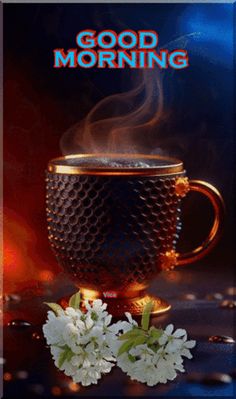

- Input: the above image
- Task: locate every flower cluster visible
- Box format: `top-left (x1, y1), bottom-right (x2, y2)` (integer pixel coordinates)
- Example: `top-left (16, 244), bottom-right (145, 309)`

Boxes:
top-left (43, 293), bottom-right (196, 387)
top-left (43, 293), bottom-right (119, 386)
top-left (111, 316), bottom-right (196, 386)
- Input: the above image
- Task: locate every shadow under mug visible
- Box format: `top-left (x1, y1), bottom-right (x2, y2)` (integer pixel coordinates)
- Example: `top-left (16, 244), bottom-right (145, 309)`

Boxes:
top-left (46, 154), bottom-right (224, 316)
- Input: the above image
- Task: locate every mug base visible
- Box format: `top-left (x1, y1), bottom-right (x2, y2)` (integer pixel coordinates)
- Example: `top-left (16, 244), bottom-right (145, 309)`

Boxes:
top-left (94, 293), bottom-right (171, 317)
top-left (60, 290), bottom-right (171, 317)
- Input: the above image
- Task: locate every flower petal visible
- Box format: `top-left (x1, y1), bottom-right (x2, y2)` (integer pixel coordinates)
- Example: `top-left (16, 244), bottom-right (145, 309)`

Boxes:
top-left (125, 312), bottom-right (133, 324)
top-left (173, 328), bottom-right (187, 338)
top-left (184, 340), bottom-right (196, 349)
top-left (165, 324), bottom-right (174, 335)
top-left (158, 334), bottom-right (168, 345)
top-left (181, 348), bottom-right (193, 359)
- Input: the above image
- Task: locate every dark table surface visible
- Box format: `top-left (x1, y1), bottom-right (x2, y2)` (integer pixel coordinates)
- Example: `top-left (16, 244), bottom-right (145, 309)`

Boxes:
top-left (2, 262), bottom-right (236, 398)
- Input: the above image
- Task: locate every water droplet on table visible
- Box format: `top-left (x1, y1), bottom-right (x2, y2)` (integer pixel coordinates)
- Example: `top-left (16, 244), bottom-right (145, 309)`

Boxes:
top-left (187, 372), bottom-right (203, 383)
top-left (3, 372), bottom-right (12, 381)
top-left (16, 370), bottom-right (28, 379)
top-left (208, 335), bottom-right (235, 344)
top-left (206, 293), bottom-right (223, 300)
top-left (32, 331), bottom-right (44, 341)
top-left (68, 382), bottom-right (80, 392)
top-left (3, 293), bottom-right (21, 303)
top-left (220, 300), bottom-right (236, 309)
top-left (51, 386), bottom-right (62, 396)
top-left (202, 373), bottom-right (232, 385)
top-left (180, 293), bottom-right (196, 301)
top-left (28, 384), bottom-right (44, 395)
top-left (226, 287), bottom-right (236, 296)
top-left (8, 319), bottom-right (32, 329)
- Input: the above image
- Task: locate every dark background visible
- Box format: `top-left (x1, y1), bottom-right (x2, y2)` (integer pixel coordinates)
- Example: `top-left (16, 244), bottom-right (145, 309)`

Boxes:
top-left (3, 3), bottom-right (235, 399)
top-left (3, 3), bottom-right (235, 293)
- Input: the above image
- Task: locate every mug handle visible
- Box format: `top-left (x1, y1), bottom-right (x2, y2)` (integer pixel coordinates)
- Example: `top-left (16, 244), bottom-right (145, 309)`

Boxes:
top-left (176, 179), bottom-right (225, 266)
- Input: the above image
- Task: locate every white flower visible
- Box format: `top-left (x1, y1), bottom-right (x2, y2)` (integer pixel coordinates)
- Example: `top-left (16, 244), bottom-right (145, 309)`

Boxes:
top-left (155, 357), bottom-right (177, 383)
top-left (42, 311), bottom-right (71, 346)
top-left (43, 296), bottom-right (196, 388)
top-left (65, 306), bottom-right (83, 319)
top-left (130, 344), bottom-right (154, 360)
top-left (105, 312), bottom-right (138, 357)
top-left (43, 298), bottom-right (118, 386)
top-left (112, 321), bottom-right (196, 386)
top-left (131, 358), bottom-right (160, 386)
top-left (123, 312), bottom-right (138, 331)
top-left (159, 324), bottom-right (186, 345)
top-left (158, 323), bottom-right (175, 345)
top-left (179, 337), bottom-right (196, 359)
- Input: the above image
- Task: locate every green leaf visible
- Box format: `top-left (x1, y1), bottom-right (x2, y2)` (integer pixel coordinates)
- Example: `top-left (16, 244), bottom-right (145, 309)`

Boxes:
top-left (148, 343), bottom-right (160, 353)
top-left (141, 301), bottom-right (153, 331)
top-left (91, 311), bottom-right (98, 321)
top-left (44, 302), bottom-right (63, 315)
top-left (147, 327), bottom-right (163, 345)
top-left (55, 345), bottom-right (68, 350)
top-left (150, 327), bottom-right (163, 340)
top-left (58, 350), bottom-right (68, 368)
top-left (128, 354), bottom-right (136, 363)
top-left (132, 335), bottom-right (147, 347)
top-left (147, 335), bottom-right (162, 345)
top-left (68, 291), bottom-right (81, 309)
top-left (58, 347), bottom-right (74, 368)
top-left (66, 350), bottom-right (74, 363)
top-left (118, 328), bottom-right (145, 341)
top-left (118, 339), bottom-right (134, 357)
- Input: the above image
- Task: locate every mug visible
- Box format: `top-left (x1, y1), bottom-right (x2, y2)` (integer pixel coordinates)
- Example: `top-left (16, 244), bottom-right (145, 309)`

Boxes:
top-left (46, 154), bottom-right (224, 315)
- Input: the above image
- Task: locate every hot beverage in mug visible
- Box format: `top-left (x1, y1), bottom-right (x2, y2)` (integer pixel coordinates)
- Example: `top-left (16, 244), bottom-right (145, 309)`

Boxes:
top-left (46, 154), bottom-right (224, 315)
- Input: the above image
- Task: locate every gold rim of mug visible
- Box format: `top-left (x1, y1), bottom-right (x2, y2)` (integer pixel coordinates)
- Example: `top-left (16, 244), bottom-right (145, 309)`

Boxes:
top-left (47, 153), bottom-right (184, 176)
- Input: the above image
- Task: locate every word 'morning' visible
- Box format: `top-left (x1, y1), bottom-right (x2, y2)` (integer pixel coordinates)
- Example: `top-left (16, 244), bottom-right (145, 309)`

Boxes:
top-left (54, 49), bottom-right (188, 69)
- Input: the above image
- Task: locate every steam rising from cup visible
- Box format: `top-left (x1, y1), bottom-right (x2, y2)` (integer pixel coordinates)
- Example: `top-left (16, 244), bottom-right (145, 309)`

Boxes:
top-left (60, 32), bottom-right (202, 156)
top-left (60, 70), bottom-right (164, 155)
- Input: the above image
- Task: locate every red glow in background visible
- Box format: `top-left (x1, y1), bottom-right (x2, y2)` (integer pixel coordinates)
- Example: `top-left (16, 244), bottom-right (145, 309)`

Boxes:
top-left (4, 65), bottom-right (65, 293)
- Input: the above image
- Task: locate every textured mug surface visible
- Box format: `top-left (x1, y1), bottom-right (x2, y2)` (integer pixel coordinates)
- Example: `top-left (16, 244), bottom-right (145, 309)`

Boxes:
top-left (46, 154), bottom-right (185, 296)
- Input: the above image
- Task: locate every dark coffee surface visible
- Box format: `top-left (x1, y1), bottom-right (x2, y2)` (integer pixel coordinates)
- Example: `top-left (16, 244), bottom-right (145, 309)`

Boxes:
top-left (53, 156), bottom-right (179, 168)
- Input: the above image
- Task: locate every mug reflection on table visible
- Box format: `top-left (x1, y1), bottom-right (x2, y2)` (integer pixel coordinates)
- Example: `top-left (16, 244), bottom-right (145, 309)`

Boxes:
top-left (46, 154), bottom-right (224, 316)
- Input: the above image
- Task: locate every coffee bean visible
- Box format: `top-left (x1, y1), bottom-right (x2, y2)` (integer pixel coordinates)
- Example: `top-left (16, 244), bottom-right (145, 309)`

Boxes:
top-left (202, 373), bottom-right (232, 385)
top-left (220, 300), bottom-right (236, 309)
top-left (208, 335), bottom-right (235, 344)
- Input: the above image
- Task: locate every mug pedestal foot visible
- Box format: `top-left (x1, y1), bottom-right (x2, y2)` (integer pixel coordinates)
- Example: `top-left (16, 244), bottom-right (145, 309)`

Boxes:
top-left (60, 290), bottom-right (171, 317)
top-left (97, 293), bottom-right (171, 317)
